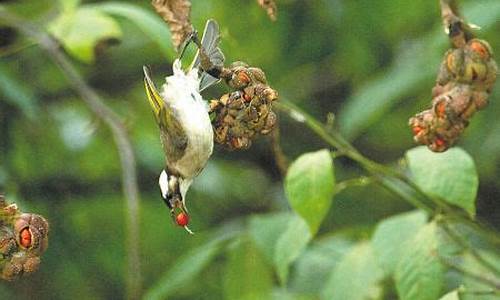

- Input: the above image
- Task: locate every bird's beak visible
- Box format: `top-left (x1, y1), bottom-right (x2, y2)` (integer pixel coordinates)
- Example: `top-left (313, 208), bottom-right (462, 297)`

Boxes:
top-left (168, 197), bottom-right (194, 235)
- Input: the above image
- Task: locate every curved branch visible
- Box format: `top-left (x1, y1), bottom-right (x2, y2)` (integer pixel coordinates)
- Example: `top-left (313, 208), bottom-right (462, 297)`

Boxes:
top-left (0, 9), bottom-right (142, 299)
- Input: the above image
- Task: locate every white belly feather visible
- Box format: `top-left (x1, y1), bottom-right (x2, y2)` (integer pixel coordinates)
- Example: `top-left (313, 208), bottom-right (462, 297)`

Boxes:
top-left (160, 60), bottom-right (214, 179)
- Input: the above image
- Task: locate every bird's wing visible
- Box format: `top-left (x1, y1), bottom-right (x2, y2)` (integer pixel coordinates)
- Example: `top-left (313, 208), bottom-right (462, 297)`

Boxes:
top-left (143, 66), bottom-right (188, 163)
top-left (191, 19), bottom-right (225, 92)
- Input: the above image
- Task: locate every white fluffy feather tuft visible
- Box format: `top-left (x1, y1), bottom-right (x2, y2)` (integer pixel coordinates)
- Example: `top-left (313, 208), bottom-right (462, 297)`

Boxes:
top-left (159, 170), bottom-right (169, 199)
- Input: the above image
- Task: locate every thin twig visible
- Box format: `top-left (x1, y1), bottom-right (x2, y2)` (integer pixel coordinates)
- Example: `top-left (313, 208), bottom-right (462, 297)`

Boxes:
top-left (0, 10), bottom-right (142, 299)
top-left (274, 100), bottom-right (500, 246)
top-left (269, 119), bottom-right (288, 177)
top-left (440, 221), bottom-right (500, 276)
top-left (335, 176), bottom-right (372, 195)
top-left (439, 255), bottom-right (500, 290)
top-left (439, 0), bottom-right (474, 47)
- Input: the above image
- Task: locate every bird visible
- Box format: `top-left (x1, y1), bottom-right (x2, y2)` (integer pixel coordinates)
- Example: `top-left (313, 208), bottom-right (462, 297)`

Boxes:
top-left (143, 20), bottom-right (224, 234)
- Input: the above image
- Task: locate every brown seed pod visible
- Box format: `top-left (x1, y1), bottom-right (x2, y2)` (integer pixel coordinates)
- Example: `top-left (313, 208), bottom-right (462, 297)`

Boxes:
top-left (14, 213), bottom-right (49, 254)
top-left (211, 62), bottom-right (278, 150)
top-left (0, 196), bottom-right (49, 281)
top-left (1, 252), bottom-right (41, 281)
top-left (151, 0), bottom-right (192, 51)
top-left (211, 87), bottom-right (278, 150)
top-left (410, 35), bottom-right (497, 152)
top-left (0, 227), bottom-right (16, 257)
top-left (442, 39), bottom-right (497, 87)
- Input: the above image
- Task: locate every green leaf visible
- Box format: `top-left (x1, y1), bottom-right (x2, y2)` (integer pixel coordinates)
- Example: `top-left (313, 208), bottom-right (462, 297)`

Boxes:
top-left (144, 237), bottom-right (229, 300)
top-left (249, 212), bottom-right (291, 263)
top-left (58, 0), bottom-right (80, 12)
top-left (285, 149), bottom-right (335, 234)
top-left (459, 251), bottom-right (500, 300)
top-left (47, 7), bottom-right (122, 63)
top-left (321, 242), bottom-right (383, 300)
top-left (439, 290), bottom-right (460, 300)
top-left (223, 236), bottom-right (273, 300)
top-left (406, 146), bottom-right (478, 217)
top-left (395, 222), bottom-right (444, 300)
top-left (291, 235), bottom-right (354, 294)
top-left (274, 214), bottom-right (312, 285)
top-left (90, 2), bottom-right (174, 58)
top-left (372, 210), bottom-right (428, 276)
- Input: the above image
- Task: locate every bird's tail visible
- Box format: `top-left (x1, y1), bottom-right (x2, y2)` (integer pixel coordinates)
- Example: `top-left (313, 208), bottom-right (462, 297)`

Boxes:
top-left (143, 65), bottom-right (164, 123)
top-left (190, 19), bottom-right (225, 92)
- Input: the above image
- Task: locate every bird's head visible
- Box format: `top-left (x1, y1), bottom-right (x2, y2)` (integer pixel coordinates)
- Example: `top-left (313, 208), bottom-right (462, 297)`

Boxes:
top-left (158, 170), bottom-right (194, 234)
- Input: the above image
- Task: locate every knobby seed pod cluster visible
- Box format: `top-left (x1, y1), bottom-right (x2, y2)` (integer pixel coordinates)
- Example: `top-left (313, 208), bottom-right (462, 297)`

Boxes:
top-left (0, 195), bottom-right (49, 281)
top-left (409, 24), bottom-right (497, 152)
top-left (209, 62), bottom-right (279, 150)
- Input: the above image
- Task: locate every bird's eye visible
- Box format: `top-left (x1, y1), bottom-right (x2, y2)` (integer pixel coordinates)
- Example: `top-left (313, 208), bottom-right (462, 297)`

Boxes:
top-left (19, 227), bottom-right (32, 248)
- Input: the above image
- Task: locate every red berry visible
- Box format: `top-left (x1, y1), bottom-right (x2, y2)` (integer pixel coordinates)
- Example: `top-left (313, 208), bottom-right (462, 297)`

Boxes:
top-left (470, 41), bottom-right (489, 59)
top-left (435, 102), bottom-right (446, 117)
top-left (412, 126), bottom-right (423, 135)
top-left (243, 93), bottom-right (251, 102)
top-left (435, 138), bottom-right (445, 147)
top-left (237, 71), bottom-right (250, 84)
top-left (20, 227), bottom-right (32, 248)
top-left (176, 212), bottom-right (189, 227)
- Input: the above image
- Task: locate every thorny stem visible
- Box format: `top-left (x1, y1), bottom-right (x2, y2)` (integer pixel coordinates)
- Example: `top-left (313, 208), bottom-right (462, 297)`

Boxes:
top-left (0, 10), bottom-right (142, 299)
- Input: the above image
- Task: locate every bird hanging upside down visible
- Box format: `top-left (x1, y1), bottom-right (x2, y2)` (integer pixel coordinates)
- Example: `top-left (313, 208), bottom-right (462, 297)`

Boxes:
top-left (143, 20), bottom-right (224, 234)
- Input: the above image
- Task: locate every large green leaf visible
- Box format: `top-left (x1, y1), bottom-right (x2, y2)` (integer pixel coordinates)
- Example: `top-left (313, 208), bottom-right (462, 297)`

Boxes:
top-left (406, 146), bottom-right (478, 217)
top-left (439, 290), bottom-right (460, 300)
top-left (285, 149), bottom-right (335, 235)
top-left (274, 214), bottom-right (312, 285)
top-left (321, 242), bottom-right (383, 300)
top-left (249, 212), bottom-right (291, 263)
top-left (90, 2), bottom-right (174, 58)
top-left (144, 235), bottom-right (232, 300)
top-left (291, 235), bottom-right (353, 294)
top-left (47, 7), bottom-right (122, 63)
top-left (223, 236), bottom-right (273, 300)
top-left (395, 222), bottom-right (444, 300)
top-left (372, 210), bottom-right (428, 276)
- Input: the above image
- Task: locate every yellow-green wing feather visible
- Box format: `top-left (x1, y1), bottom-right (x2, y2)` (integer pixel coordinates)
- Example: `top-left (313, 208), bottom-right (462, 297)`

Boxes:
top-left (143, 66), bottom-right (188, 163)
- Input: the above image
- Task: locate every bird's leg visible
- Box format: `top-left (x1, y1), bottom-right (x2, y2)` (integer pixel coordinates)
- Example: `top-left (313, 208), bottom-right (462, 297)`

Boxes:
top-left (178, 27), bottom-right (197, 61)
top-left (190, 29), bottom-right (222, 79)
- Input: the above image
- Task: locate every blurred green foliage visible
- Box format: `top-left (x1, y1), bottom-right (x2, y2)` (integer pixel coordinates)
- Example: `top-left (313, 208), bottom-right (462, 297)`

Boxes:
top-left (0, 0), bottom-right (499, 299)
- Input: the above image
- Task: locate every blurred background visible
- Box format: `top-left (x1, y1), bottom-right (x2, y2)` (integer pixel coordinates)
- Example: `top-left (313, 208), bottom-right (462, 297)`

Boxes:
top-left (0, 0), bottom-right (499, 299)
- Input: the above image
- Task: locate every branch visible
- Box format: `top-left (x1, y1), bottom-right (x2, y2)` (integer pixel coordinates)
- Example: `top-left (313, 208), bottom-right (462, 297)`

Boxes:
top-left (439, 255), bottom-right (500, 290)
top-left (439, 0), bottom-right (474, 47)
top-left (269, 120), bottom-right (289, 177)
top-left (274, 100), bottom-right (500, 246)
top-left (440, 221), bottom-right (500, 277)
top-left (0, 9), bottom-right (142, 299)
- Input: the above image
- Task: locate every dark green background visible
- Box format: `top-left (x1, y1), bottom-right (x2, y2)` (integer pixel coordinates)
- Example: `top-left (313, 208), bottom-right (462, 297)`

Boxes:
top-left (0, 0), bottom-right (498, 299)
